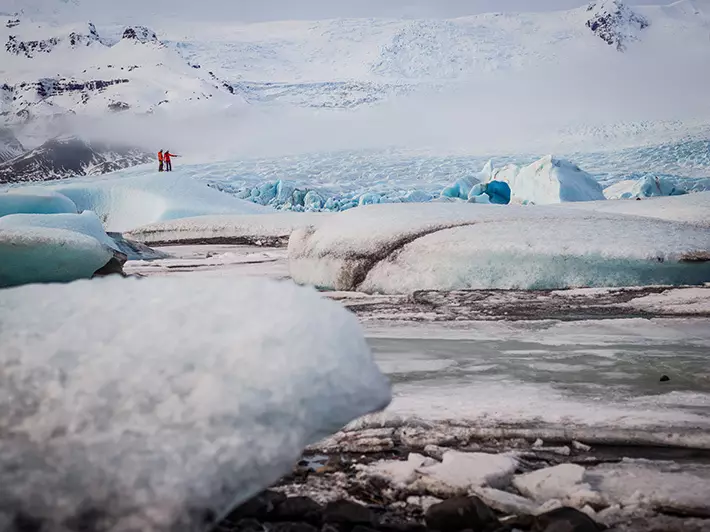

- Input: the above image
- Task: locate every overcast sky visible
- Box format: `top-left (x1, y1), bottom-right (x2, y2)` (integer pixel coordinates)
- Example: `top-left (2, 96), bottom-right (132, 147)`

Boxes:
top-left (1, 0), bottom-right (672, 22)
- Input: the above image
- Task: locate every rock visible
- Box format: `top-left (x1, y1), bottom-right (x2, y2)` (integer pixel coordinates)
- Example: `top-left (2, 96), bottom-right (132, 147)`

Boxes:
top-left (585, 0), bottom-right (649, 51)
top-left (232, 518), bottom-right (266, 531)
top-left (92, 252), bottom-right (127, 278)
top-left (533, 507), bottom-right (602, 531)
top-left (424, 496), bottom-right (500, 531)
top-left (275, 497), bottom-right (323, 523)
top-left (660, 375), bottom-right (670, 382)
top-left (323, 500), bottom-right (375, 526)
top-left (122, 25), bottom-right (158, 43)
top-left (267, 523), bottom-right (319, 532)
top-left (227, 490), bottom-right (287, 520)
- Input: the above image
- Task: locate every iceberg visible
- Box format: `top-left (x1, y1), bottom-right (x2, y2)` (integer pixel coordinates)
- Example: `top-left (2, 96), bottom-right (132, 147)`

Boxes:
top-left (288, 202), bottom-right (710, 293)
top-left (0, 188), bottom-right (78, 217)
top-left (489, 156), bottom-right (605, 205)
top-left (0, 276), bottom-right (390, 531)
top-left (603, 175), bottom-right (688, 199)
top-left (28, 173), bottom-right (274, 232)
top-left (0, 211), bottom-right (120, 288)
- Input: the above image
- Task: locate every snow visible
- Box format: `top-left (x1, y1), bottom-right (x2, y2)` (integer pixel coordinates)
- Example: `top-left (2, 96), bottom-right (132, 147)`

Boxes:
top-left (288, 202), bottom-right (710, 293)
top-left (0, 187), bottom-right (77, 216)
top-left (0, 211), bottom-right (116, 287)
top-left (127, 211), bottom-right (328, 245)
top-left (565, 190), bottom-right (710, 227)
top-left (513, 464), bottom-right (597, 504)
top-left (603, 174), bottom-right (688, 199)
top-left (624, 287), bottom-right (710, 314)
top-left (23, 173), bottom-right (274, 232)
top-left (0, 276), bottom-right (391, 530)
top-left (362, 453), bottom-right (437, 487)
top-left (488, 156), bottom-right (606, 205)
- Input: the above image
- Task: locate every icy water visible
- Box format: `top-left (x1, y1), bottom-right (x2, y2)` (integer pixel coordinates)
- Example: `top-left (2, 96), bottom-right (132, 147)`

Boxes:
top-left (368, 332), bottom-right (710, 433)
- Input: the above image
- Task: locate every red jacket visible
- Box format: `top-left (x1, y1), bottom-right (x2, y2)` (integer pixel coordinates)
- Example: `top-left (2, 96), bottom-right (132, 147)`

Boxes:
top-left (164, 152), bottom-right (178, 161)
top-left (158, 151), bottom-right (164, 162)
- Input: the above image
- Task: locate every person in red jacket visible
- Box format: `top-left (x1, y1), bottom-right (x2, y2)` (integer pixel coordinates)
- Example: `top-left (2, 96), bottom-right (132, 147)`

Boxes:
top-left (157, 150), bottom-right (164, 172)
top-left (164, 150), bottom-right (179, 172)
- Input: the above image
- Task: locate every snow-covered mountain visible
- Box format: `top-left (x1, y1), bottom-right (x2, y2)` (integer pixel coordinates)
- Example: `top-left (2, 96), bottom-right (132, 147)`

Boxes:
top-left (0, 18), bottom-right (244, 125)
top-left (0, 136), bottom-right (151, 183)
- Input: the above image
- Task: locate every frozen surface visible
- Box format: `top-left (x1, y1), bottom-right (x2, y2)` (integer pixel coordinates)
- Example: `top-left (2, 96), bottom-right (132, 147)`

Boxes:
top-left (415, 451), bottom-right (519, 492)
top-left (0, 211), bottom-right (116, 287)
top-left (11, 173), bottom-right (274, 232)
top-left (0, 187), bottom-right (77, 217)
top-left (488, 156), bottom-right (605, 205)
top-left (288, 202), bottom-right (710, 293)
top-left (0, 276), bottom-right (390, 531)
top-left (363, 318), bottom-right (710, 447)
top-left (127, 211), bottom-right (328, 245)
top-left (624, 288), bottom-right (710, 314)
top-left (563, 191), bottom-right (710, 227)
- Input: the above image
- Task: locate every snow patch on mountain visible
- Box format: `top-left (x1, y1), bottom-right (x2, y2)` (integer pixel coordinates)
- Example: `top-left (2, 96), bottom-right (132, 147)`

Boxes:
top-left (0, 127), bottom-right (24, 162)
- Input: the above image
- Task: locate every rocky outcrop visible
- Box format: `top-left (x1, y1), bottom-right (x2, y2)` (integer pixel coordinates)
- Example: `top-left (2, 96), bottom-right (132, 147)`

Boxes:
top-left (5, 23), bottom-right (100, 58)
top-left (586, 0), bottom-right (649, 51)
top-left (0, 136), bottom-right (152, 183)
top-left (121, 25), bottom-right (158, 43)
top-left (0, 127), bottom-right (24, 163)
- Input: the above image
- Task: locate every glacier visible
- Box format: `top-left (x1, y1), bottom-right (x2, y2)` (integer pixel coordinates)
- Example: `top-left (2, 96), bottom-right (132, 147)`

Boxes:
top-left (0, 211), bottom-right (119, 288)
top-left (288, 202), bottom-right (710, 293)
top-left (0, 276), bottom-right (391, 531)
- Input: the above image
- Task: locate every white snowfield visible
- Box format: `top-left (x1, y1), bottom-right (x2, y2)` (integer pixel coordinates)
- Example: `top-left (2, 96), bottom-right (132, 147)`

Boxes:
top-left (486, 156), bottom-right (605, 205)
top-left (288, 202), bottom-right (710, 293)
top-left (127, 211), bottom-right (330, 245)
top-left (562, 190), bottom-right (710, 227)
top-left (0, 210), bottom-right (118, 287)
top-left (29, 173), bottom-right (272, 232)
top-left (0, 276), bottom-right (391, 531)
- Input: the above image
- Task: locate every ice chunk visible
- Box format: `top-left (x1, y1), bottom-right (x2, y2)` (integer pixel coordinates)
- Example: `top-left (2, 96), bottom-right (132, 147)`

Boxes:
top-left (0, 188), bottom-right (77, 217)
top-left (0, 276), bottom-right (390, 531)
top-left (24, 173), bottom-right (273, 232)
top-left (441, 176), bottom-right (479, 200)
top-left (127, 212), bottom-right (329, 245)
top-left (0, 211), bottom-right (118, 287)
top-left (363, 453), bottom-right (437, 487)
top-left (490, 156), bottom-right (605, 205)
top-left (604, 175), bottom-right (688, 199)
top-left (485, 180), bottom-right (512, 205)
top-left (416, 451), bottom-right (518, 491)
top-left (289, 203), bottom-right (710, 293)
top-left (513, 464), bottom-right (597, 503)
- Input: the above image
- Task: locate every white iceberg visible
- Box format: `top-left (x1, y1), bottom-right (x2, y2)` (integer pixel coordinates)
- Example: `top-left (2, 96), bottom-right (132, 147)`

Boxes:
top-left (0, 211), bottom-right (119, 287)
top-left (0, 276), bottom-right (390, 531)
top-left (0, 188), bottom-right (78, 217)
top-left (288, 203), bottom-right (710, 293)
top-left (489, 156), bottom-right (605, 205)
top-left (127, 212), bottom-right (330, 246)
top-left (31, 173), bottom-right (273, 232)
top-left (604, 175), bottom-right (688, 199)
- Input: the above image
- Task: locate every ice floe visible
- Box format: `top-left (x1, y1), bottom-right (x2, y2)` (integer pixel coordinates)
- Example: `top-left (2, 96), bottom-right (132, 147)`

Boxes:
top-left (0, 276), bottom-right (390, 531)
top-left (0, 211), bottom-right (119, 287)
top-left (288, 202), bottom-right (710, 293)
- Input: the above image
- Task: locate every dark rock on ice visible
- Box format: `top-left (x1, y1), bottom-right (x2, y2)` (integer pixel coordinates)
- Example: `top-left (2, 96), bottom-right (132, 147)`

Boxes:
top-left (122, 26), bottom-right (158, 43)
top-left (323, 500), bottom-right (375, 526)
top-left (533, 507), bottom-right (602, 531)
top-left (586, 0), bottom-right (649, 51)
top-left (274, 497), bottom-right (323, 523)
top-left (424, 497), bottom-right (500, 531)
top-left (660, 375), bottom-right (671, 382)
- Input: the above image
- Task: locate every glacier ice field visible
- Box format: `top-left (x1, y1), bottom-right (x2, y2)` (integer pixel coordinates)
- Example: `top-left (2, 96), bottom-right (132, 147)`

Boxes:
top-left (106, 139), bottom-right (710, 212)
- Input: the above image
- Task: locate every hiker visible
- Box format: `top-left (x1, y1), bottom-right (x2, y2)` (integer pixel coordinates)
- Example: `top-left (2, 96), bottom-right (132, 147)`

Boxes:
top-left (158, 150), bottom-right (164, 172)
top-left (164, 150), bottom-right (179, 172)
